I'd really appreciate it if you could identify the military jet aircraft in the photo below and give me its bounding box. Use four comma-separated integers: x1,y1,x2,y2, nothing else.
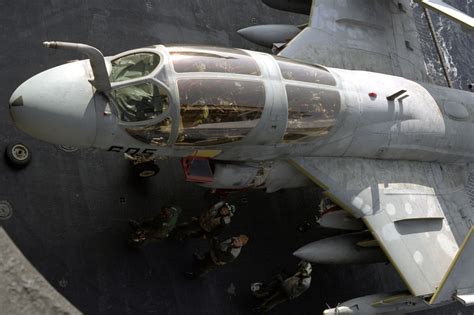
8,0,474,313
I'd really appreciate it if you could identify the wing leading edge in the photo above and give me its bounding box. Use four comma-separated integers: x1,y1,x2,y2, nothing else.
291,157,474,299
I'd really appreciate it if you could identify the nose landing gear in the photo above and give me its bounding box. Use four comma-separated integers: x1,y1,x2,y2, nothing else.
134,161,160,178
124,153,160,178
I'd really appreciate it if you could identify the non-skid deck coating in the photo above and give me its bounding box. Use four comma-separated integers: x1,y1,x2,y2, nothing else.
0,1,472,314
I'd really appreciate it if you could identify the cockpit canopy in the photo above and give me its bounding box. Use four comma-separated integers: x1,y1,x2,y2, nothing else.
170,49,260,75
169,48,266,146
109,52,168,123
108,46,269,147
176,78,265,146
110,53,160,83
107,46,341,148
110,82,169,122
275,57,340,142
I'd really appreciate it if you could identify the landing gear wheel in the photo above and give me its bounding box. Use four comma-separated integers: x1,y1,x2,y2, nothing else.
133,161,160,178
5,143,31,169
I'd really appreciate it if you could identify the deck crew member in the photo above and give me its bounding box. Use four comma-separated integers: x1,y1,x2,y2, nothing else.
129,206,181,246
185,235,249,278
174,200,235,240
253,261,312,312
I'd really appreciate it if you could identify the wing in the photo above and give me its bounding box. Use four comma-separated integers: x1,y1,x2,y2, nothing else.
291,157,474,299
416,0,474,29
279,0,430,82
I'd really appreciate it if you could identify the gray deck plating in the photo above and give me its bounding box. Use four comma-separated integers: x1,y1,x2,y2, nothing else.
0,227,81,315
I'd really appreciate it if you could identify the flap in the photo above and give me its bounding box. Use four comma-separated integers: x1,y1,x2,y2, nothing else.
430,226,474,304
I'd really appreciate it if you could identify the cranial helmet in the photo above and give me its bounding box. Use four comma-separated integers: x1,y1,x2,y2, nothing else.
224,203,236,216
298,261,312,276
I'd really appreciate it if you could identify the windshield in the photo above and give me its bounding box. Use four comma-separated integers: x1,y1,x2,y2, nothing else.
177,79,265,146
110,82,169,122
110,52,160,82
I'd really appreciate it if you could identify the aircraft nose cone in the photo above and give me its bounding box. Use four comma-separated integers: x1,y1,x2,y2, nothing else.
9,60,97,146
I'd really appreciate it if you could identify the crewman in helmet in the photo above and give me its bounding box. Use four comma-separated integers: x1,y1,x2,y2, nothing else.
129,206,181,247
185,234,249,278
252,261,312,312
173,200,236,240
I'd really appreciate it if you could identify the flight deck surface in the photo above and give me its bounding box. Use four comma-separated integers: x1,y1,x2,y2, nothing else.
0,0,472,314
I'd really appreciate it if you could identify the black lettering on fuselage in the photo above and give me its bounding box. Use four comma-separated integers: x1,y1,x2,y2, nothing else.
125,148,140,155
108,146,124,152
107,146,159,155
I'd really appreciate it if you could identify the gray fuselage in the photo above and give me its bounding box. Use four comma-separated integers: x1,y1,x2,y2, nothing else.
9,45,474,166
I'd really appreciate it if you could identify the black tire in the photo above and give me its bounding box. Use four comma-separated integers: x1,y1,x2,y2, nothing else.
4,143,31,169
133,162,159,178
